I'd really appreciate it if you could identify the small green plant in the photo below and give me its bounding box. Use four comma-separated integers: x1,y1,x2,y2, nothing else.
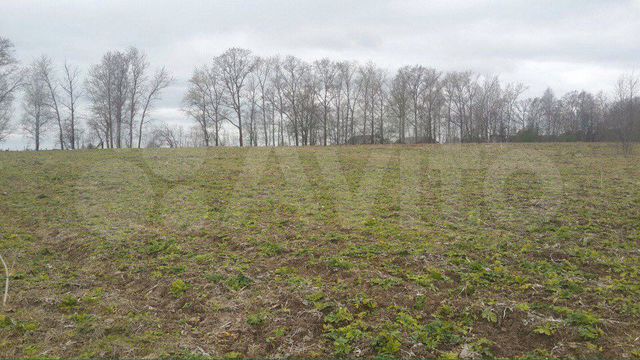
23,345,40,356
555,307,604,340
414,295,428,310
146,238,178,255
0,314,12,328
327,257,353,270
260,242,284,257
396,312,420,331
533,322,559,336
325,320,366,356
481,307,498,323
435,304,455,319
272,326,286,338
470,338,495,358
407,274,437,290
578,326,604,340
373,327,402,356
225,274,252,291
170,280,189,298
325,307,354,324
224,351,242,359
247,310,270,326
440,351,459,360
16,320,39,334
60,295,79,311
418,319,465,350
83,287,106,304
353,294,377,311
267,326,287,344
371,277,402,289
306,292,325,302
70,313,94,334
307,292,332,311
205,273,225,283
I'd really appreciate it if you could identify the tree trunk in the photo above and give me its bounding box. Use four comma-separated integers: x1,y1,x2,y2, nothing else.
70,107,75,150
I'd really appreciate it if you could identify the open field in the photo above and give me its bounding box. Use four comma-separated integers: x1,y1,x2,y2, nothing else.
0,143,639,359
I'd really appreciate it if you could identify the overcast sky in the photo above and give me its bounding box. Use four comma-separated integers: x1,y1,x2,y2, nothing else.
1,0,639,149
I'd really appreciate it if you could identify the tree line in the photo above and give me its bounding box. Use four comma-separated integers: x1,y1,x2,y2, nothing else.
0,37,172,150
183,48,639,148
1,38,639,150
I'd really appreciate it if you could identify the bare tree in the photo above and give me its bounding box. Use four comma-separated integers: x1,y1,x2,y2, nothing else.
184,67,211,146
127,47,148,148
86,51,125,149
35,56,66,149
86,116,106,148
420,68,442,142
0,104,11,143
112,52,129,148
136,67,171,148
281,55,307,146
204,63,229,147
215,48,255,147
357,62,387,143
151,122,185,148
314,58,337,146
187,124,206,147
271,58,288,145
613,72,639,154
499,82,526,141
61,61,82,149
87,49,170,149
245,75,260,146
338,61,361,143
255,57,275,146
389,68,409,143
21,61,53,150
0,38,23,143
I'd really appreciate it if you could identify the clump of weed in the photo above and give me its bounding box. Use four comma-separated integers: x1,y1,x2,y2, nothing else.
224,351,243,359
70,313,95,334
247,310,271,326
260,242,284,257
371,277,402,289
481,307,498,323
170,280,189,298
306,291,332,312
325,307,354,325
145,238,179,255
83,288,106,304
353,294,377,311
329,323,367,356
205,273,225,283
533,322,560,336
395,311,464,352
0,314,12,328
60,295,79,311
468,338,496,358
327,257,353,270
553,307,604,340
226,274,252,291
373,323,402,356
414,294,428,310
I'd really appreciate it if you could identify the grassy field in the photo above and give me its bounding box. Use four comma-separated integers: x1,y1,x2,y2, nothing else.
0,143,639,359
